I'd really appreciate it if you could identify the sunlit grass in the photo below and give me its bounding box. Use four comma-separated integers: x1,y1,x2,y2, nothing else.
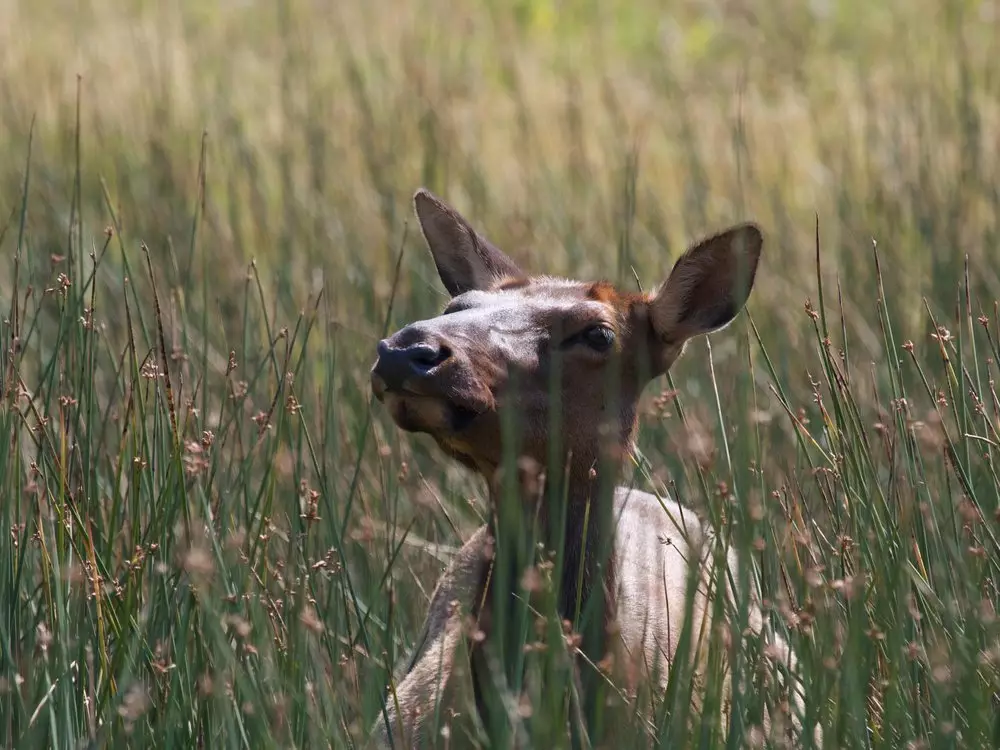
1,0,999,747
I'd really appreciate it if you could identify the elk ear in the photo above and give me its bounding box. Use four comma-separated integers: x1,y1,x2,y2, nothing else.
413,189,524,297
649,223,762,344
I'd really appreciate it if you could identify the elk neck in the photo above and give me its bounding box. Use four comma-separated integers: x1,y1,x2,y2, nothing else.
477,405,640,649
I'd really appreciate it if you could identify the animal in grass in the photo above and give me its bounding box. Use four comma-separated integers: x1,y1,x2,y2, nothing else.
368,189,821,748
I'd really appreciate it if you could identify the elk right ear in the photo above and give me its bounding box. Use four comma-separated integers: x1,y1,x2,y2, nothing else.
649,223,763,345
413,189,524,297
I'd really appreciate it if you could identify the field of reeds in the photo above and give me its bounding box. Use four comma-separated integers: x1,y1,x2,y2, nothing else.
1,0,999,747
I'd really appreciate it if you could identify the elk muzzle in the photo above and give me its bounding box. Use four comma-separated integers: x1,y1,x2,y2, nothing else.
371,325,497,437
371,338,452,398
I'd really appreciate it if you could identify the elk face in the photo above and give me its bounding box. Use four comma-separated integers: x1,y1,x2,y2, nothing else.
371,189,762,478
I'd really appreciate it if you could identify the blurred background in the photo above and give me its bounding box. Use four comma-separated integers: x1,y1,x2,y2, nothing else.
2,0,999,746
6,0,999,323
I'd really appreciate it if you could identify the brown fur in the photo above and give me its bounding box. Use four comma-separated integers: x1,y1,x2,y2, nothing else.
368,189,821,748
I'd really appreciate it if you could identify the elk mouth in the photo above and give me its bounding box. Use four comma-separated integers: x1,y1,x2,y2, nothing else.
379,392,485,435
447,403,481,431
371,370,491,435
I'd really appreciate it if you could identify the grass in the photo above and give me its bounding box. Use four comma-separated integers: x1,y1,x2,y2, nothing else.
1,0,999,747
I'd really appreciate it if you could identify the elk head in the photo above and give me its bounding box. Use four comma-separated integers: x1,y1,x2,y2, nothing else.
371,189,762,486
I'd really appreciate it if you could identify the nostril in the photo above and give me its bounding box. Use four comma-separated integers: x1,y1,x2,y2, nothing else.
374,337,452,390
409,343,451,372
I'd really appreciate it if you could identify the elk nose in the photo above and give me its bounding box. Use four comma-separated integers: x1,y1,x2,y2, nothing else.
372,339,451,394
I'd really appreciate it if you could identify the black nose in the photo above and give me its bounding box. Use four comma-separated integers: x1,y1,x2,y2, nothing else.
372,339,451,392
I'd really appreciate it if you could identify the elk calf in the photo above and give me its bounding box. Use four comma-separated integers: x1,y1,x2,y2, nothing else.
369,190,820,747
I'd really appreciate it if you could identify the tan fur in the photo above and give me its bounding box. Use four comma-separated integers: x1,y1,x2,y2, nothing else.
371,490,817,748
368,189,821,748
371,526,492,749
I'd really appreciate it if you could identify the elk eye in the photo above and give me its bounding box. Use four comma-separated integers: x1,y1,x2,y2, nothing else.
581,325,615,352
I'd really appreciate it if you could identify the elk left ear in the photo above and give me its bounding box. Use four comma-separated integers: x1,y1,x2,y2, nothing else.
413,188,524,297
649,223,762,344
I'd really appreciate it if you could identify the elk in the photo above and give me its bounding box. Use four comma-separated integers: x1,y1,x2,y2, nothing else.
369,189,820,748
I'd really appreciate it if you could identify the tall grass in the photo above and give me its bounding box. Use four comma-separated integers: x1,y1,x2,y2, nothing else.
1,0,999,747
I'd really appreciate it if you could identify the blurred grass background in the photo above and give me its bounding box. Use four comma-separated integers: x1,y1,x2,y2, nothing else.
1,0,999,747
